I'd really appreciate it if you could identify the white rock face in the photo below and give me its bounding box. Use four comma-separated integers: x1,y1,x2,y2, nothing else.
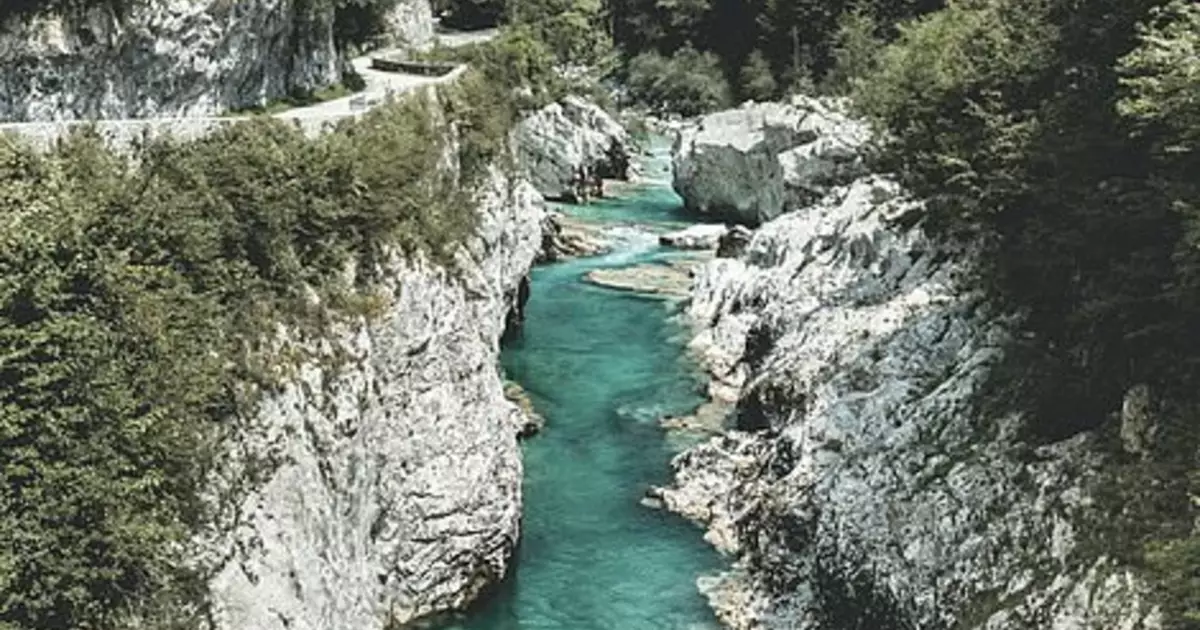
515,95,630,200
663,167,1161,628
672,97,869,225
383,0,435,50
199,165,545,630
0,0,432,121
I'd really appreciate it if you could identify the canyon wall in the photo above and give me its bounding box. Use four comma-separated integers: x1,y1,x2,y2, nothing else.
0,0,432,121
199,164,546,630
665,99,1161,630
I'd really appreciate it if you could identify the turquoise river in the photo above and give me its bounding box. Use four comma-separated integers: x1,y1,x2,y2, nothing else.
439,146,726,630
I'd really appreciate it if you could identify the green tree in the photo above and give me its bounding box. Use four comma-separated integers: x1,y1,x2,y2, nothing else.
823,8,882,94
740,49,778,101
0,73,515,629
626,46,730,114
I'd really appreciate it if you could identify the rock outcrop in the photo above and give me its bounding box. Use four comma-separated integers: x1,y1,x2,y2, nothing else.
382,0,435,50
539,211,610,261
672,97,868,225
660,224,729,250
0,0,432,121
515,95,631,201
199,163,545,629
664,107,1161,629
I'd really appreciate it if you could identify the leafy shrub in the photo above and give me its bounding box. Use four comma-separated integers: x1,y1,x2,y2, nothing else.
823,9,883,95
0,77,509,629
854,0,1200,438
418,25,564,109
626,46,730,115
739,50,778,102
436,0,505,29
508,0,612,69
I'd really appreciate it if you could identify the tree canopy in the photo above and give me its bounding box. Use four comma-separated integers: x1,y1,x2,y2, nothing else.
0,75,513,629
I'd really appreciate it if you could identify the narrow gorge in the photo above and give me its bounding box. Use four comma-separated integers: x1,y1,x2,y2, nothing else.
2,0,1198,629
660,98,1163,629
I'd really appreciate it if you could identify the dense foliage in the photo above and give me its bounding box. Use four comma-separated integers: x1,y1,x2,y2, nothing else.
434,0,943,110
847,0,1200,625
625,46,730,115
0,78,510,629
855,0,1196,436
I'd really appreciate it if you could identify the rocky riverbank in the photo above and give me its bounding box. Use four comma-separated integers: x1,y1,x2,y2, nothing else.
661,100,1161,629
200,161,546,630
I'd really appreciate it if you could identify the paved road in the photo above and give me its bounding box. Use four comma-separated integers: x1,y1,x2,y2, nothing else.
0,25,497,150
289,26,498,119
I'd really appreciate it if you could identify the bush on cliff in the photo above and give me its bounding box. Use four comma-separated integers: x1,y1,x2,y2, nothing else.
856,1,1200,624
855,0,1186,434
0,78,511,629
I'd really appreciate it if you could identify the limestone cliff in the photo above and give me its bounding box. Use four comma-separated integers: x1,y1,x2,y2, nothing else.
197,166,546,629
0,0,432,121
662,102,1162,629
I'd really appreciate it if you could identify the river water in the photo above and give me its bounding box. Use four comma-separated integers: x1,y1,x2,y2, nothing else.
439,145,725,630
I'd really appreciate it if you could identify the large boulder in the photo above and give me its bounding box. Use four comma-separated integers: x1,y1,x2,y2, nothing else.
515,95,631,201
672,96,869,225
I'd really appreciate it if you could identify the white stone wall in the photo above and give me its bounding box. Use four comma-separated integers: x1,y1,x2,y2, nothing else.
201,165,545,630
664,104,1162,630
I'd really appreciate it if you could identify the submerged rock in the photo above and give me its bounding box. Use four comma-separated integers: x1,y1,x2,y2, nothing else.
659,224,729,250
663,170,1161,629
505,380,545,438
200,165,546,630
671,97,868,225
585,256,709,298
515,95,631,201
538,211,611,262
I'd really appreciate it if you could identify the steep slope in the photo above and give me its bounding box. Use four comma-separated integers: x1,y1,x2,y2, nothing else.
0,0,433,121
663,103,1162,630
201,166,545,630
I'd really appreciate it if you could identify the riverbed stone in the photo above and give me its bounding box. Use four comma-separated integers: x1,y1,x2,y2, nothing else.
659,224,729,250
539,211,611,262
585,255,710,298
716,225,753,258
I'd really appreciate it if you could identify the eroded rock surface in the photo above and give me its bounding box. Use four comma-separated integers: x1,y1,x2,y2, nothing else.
539,211,611,262
672,97,868,225
515,95,631,200
0,0,432,121
660,224,729,250
666,129,1161,627
199,165,546,630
